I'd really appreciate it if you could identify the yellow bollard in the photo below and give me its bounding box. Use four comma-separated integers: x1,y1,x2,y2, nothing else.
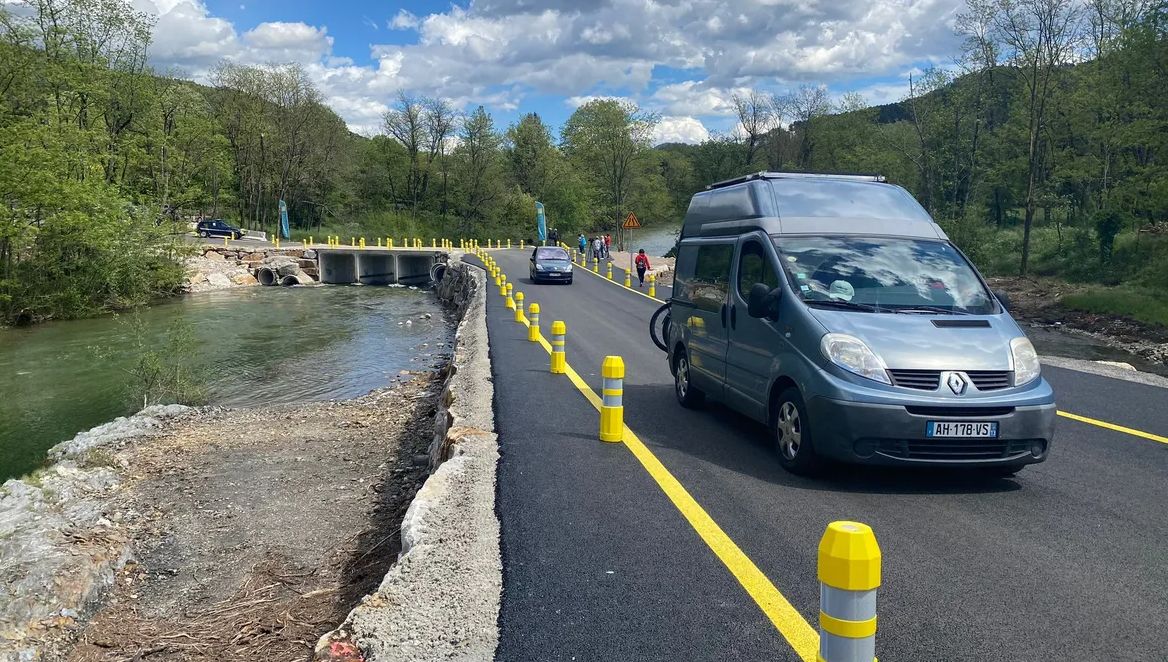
527,303,540,341
818,521,881,662
599,356,625,442
592,259,599,273
606,261,613,280
432,238,436,248
224,236,229,248
360,237,366,248
549,321,567,374
513,292,525,322
499,274,508,296
623,268,631,288
649,273,656,298
507,238,512,249
505,283,515,310
520,240,525,250
309,236,314,246
378,237,383,248
350,237,356,247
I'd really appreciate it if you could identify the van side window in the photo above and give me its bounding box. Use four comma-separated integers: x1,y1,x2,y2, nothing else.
737,240,778,299
691,244,733,312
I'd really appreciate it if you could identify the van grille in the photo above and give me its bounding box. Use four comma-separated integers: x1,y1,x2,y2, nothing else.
966,371,1013,391
887,370,940,390
875,438,1035,461
887,369,1013,391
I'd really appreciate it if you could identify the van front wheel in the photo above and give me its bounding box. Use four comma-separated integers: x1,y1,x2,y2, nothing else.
673,351,705,409
773,388,821,475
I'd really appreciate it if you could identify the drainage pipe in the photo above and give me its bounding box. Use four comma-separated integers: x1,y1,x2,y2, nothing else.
256,267,277,286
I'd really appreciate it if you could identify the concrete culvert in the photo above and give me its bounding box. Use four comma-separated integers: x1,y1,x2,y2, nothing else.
256,267,277,286
280,273,315,287
430,263,447,283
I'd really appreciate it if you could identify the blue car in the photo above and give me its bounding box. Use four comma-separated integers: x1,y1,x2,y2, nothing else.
529,246,574,284
196,219,246,240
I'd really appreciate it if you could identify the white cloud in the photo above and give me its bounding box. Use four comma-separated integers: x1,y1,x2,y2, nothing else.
126,0,964,135
652,116,711,145
390,9,419,30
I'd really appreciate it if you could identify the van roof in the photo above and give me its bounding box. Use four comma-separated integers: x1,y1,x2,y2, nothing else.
680,173,944,241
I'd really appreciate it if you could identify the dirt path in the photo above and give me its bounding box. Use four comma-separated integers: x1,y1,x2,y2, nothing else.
56,373,441,662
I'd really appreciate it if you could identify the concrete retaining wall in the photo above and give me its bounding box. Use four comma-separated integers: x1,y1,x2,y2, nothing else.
315,256,501,661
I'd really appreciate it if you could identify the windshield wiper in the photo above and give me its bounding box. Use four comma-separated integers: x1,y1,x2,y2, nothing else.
803,299,882,313
888,306,973,316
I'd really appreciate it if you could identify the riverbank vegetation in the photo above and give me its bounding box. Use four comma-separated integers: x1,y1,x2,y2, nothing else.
2,0,1165,327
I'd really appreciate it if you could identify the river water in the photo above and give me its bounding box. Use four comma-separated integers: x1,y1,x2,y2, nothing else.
0,286,450,482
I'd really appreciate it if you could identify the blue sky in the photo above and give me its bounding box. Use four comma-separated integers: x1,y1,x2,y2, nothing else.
137,0,965,143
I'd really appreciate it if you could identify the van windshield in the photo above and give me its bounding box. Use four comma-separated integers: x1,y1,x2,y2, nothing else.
772,235,995,314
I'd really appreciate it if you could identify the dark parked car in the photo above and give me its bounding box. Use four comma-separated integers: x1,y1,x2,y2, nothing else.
195,219,246,239
529,246,573,284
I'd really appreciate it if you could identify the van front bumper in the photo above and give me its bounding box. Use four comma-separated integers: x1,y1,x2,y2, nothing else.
806,396,1056,467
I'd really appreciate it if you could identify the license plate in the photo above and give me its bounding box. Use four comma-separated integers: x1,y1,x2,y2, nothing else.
926,421,998,438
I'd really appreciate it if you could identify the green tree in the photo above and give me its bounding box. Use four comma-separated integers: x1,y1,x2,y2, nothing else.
560,99,658,244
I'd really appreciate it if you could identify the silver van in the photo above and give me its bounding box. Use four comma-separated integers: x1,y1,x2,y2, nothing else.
656,172,1056,476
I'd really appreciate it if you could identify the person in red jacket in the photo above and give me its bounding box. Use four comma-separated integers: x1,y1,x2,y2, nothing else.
603,233,612,258
634,249,651,287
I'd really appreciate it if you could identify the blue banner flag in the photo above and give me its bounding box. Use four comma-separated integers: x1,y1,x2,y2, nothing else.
535,201,547,242
279,199,290,239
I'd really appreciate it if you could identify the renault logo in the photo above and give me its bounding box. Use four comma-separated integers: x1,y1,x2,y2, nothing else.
945,372,969,395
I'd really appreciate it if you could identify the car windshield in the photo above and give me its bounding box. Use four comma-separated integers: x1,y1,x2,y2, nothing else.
773,180,932,222
535,247,569,261
772,235,995,314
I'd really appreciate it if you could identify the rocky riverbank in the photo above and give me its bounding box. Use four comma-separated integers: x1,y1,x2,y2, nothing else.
989,276,1168,367
0,257,497,661
184,246,319,293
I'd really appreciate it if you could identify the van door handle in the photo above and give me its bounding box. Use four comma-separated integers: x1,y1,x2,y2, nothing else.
730,304,737,329
720,304,728,328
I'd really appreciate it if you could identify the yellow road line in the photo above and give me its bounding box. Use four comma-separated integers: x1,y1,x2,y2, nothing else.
1057,410,1168,445
488,258,819,661
575,258,666,303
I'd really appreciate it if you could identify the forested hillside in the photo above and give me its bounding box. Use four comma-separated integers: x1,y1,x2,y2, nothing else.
2,0,1165,325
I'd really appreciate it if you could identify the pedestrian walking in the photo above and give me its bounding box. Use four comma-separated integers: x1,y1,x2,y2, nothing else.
634,249,651,287
603,233,612,259
578,233,587,256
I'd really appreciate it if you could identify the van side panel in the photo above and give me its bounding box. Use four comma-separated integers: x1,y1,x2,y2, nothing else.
672,241,734,398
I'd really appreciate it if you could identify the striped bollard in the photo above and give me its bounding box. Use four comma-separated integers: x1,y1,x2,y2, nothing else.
818,521,881,662
388,238,394,249
508,238,512,249
513,292,525,322
499,274,508,296
350,237,355,247
599,356,624,443
494,271,501,288
648,273,656,298
606,261,613,280
520,240,525,250
623,269,631,288
592,259,599,273
527,303,540,341
505,283,515,310
550,321,566,374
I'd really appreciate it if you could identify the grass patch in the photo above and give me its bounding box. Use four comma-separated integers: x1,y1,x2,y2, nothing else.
1063,287,1168,328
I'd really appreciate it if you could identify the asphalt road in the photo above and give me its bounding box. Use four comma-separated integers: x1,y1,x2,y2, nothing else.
478,249,1168,662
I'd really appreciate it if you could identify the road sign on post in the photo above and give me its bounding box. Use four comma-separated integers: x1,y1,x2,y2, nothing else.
622,212,641,274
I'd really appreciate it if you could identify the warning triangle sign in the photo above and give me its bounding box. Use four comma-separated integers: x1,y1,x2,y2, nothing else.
622,212,641,229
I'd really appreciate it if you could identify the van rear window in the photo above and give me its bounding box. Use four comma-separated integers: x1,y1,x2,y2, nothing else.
675,243,733,312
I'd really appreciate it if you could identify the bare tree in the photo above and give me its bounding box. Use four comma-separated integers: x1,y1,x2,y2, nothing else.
773,85,830,168
423,96,457,216
992,0,1083,274
382,91,426,211
732,90,775,168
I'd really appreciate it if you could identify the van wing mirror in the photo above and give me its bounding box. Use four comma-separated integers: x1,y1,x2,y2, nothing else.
748,283,780,320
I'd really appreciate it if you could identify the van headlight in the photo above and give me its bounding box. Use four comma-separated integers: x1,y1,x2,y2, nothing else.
820,333,890,384
1010,337,1041,386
